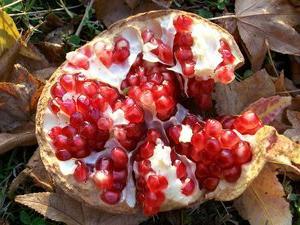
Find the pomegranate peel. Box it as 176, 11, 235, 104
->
35, 10, 300, 216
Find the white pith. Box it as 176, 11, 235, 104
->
42, 12, 244, 211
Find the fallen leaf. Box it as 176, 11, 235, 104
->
15, 192, 146, 225
289, 55, 300, 85
286, 110, 300, 128
36, 42, 65, 64
33, 67, 57, 81
234, 165, 292, 225
284, 128, 300, 143
234, 0, 300, 71
125, 0, 141, 9
0, 41, 20, 81
0, 10, 20, 55
152, 0, 173, 8
244, 95, 291, 125
0, 219, 10, 225
214, 69, 275, 115
274, 71, 287, 94
0, 122, 36, 155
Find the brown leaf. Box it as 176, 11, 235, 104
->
284, 128, 300, 143
33, 67, 57, 81
235, 0, 300, 71
287, 110, 300, 128
0, 41, 20, 81
234, 165, 292, 225
214, 69, 275, 115
36, 42, 65, 64
94, 0, 163, 26
152, 0, 173, 8
289, 56, 300, 85
0, 123, 36, 155
15, 192, 146, 225
125, 0, 141, 9
0, 219, 10, 225
274, 71, 287, 94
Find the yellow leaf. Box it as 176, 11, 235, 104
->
0, 9, 20, 55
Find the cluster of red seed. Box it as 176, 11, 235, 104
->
121, 55, 179, 120
134, 130, 169, 216
167, 111, 262, 191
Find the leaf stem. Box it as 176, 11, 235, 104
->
75, 0, 95, 36
209, 14, 237, 21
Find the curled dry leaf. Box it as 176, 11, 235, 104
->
234, 0, 300, 71
284, 110, 300, 143
214, 69, 275, 115
234, 165, 292, 225
15, 192, 146, 225
33, 67, 57, 81
0, 41, 20, 81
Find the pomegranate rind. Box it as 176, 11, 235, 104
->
37, 10, 244, 214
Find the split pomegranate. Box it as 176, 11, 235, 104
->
37, 11, 260, 216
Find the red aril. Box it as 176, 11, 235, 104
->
204, 119, 223, 138
173, 15, 193, 32
55, 149, 72, 161
181, 179, 195, 196
223, 165, 241, 182
93, 170, 113, 190
100, 191, 121, 204
202, 177, 219, 191
233, 141, 252, 164
73, 161, 89, 182
111, 147, 128, 170
147, 175, 168, 192
217, 149, 234, 169
219, 130, 240, 149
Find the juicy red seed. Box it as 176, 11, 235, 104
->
220, 130, 240, 149
196, 94, 213, 111
217, 149, 234, 169
198, 149, 215, 164
73, 161, 89, 182
60, 74, 75, 91
205, 119, 223, 138
71, 134, 86, 150
141, 29, 154, 43
97, 117, 112, 131
191, 131, 206, 150
100, 191, 121, 204
144, 191, 165, 207
220, 116, 237, 129
60, 98, 76, 115
112, 38, 130, 63
50, 83, 66, 98
215, 66, 234, 84
147, 175, 168, 192
72, 149, 91, 158
195, 163, 209, 179
173, 15, 193, 32
139, 141, 155, 159
70, 112, 85, 128
205, 137, 221, 154
233, 141, 252, 164
53, 134, 68, 149
174, 32, 193, 47
223, 165, 242, 182
147, 129, 161, 143
208, 163, 222, 178
81, 81, 98, 97
95, 157, 113, 171
167, 125, 182, 145
181, 179, 195, 196
175, 47, 193, 62
55, 149, 72, 161
91, 94, 108, 112
182, 115, 204, 132
79, 122, 97, 138
125, 105, 144, 123
155, 42, 173, 64
66, 52, 89, 70
93, 170, 113, 190
48, 99, 60, 114
148, 72, 164, 84
202, 177, 219, 191
175, 161, 187, 179
237, 111, 262, 130
49, 126, 62, 139
189, 146, 203, 162
127, 74, 140, 86
220, 40, 235, 64
99, 86, 119, 104
138, 160, 152, 175
181, 60, 195, 76
199, 79, 215, 94
143, 204, 160, 216
61, 125, 77, 138
112, 169, 128, 184
111, 147, 128, 170
94, 42, 113, 67
176, 143, 191, 156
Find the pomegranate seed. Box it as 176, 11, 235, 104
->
50, 83, 66, 98
97, 117, 113, 131
81, 81, 98, 97
175, 160, 187, 180
195, 163, 209, 179
217, 149, 234, 169
125, 105, 144, 123
144, 191, 165, 207
71, 134, 86, 150
70, 112, 84, 128
49, 126, 62, 139
66, 51, 89, 70
60, 98, 76, 115
111, 147, 128, 170
182, 115, 204, 133
205, 137, 221, 154
219, 130, 240, 149
196, 94, 213, 111
91, 94, 108, 112
199, 79, 215, 94
55, 149, 72, 161
181, 179, 195, 196
215, 66, 234, 84
94, 42, 113, 67
60, 74, 75, 91
174, 32, 193, 47
204, 119, 223, 138
148, 72, 164, 85
138, 160, 152, 175
112, 38, 130, 63
208, 163, 222, 178
143, 204, 160, 216
139, 141, 155, 159
99, 86, 119, 104
53, 134, 68, 149
73, 161, 89, 182
141, 29, 154, 43
61, 125, 77, 138
233, 141, 252, 164
72, 149, 91, 158
219, 40, 235, 64
147, 175, 168, 192
127, 74, 140, 86
181, 60, 195, 76
48, 99, 60, 114
175, 47, 193, 62
191, 131, 206, 150
237, 111, 262, 130
100, 191, 121, 204
74, 73, 86, 91
220, 115, 237, 129
176, 143, 191, 156
95, 157, 113, 171
167, 125, 182, 145
112, 169, 128, 184
173, 15, 193, 32
93, 170, 113, 190
79, 121, 97, 138
202, 177, 219, 191
223, 165, 242, 182
156, 96, 175, 120
147, 129, 161, 143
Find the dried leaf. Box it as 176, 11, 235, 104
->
235, 0, 300, 71
284, 128, 300, 143
287, 110, 300, 128
0, 41, 20, 81
152, 0, 173, 8
274, 71, 287, 93
234, 165, 292, 225
125, 0, 141, 9
214, 69, 275, 115
290, 55, 300, 85
244, 95, 291, 124
36, 42, 65, 64
0, 123, 36, 155
0, 10, 20, 55
0, 219, 10, 225
15, 192, 146, 225
33, 67, 57, 81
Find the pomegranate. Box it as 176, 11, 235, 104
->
36, 11, 299, 216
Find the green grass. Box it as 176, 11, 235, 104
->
0, 0, 299, 224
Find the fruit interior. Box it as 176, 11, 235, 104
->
42, 13, 260, 215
